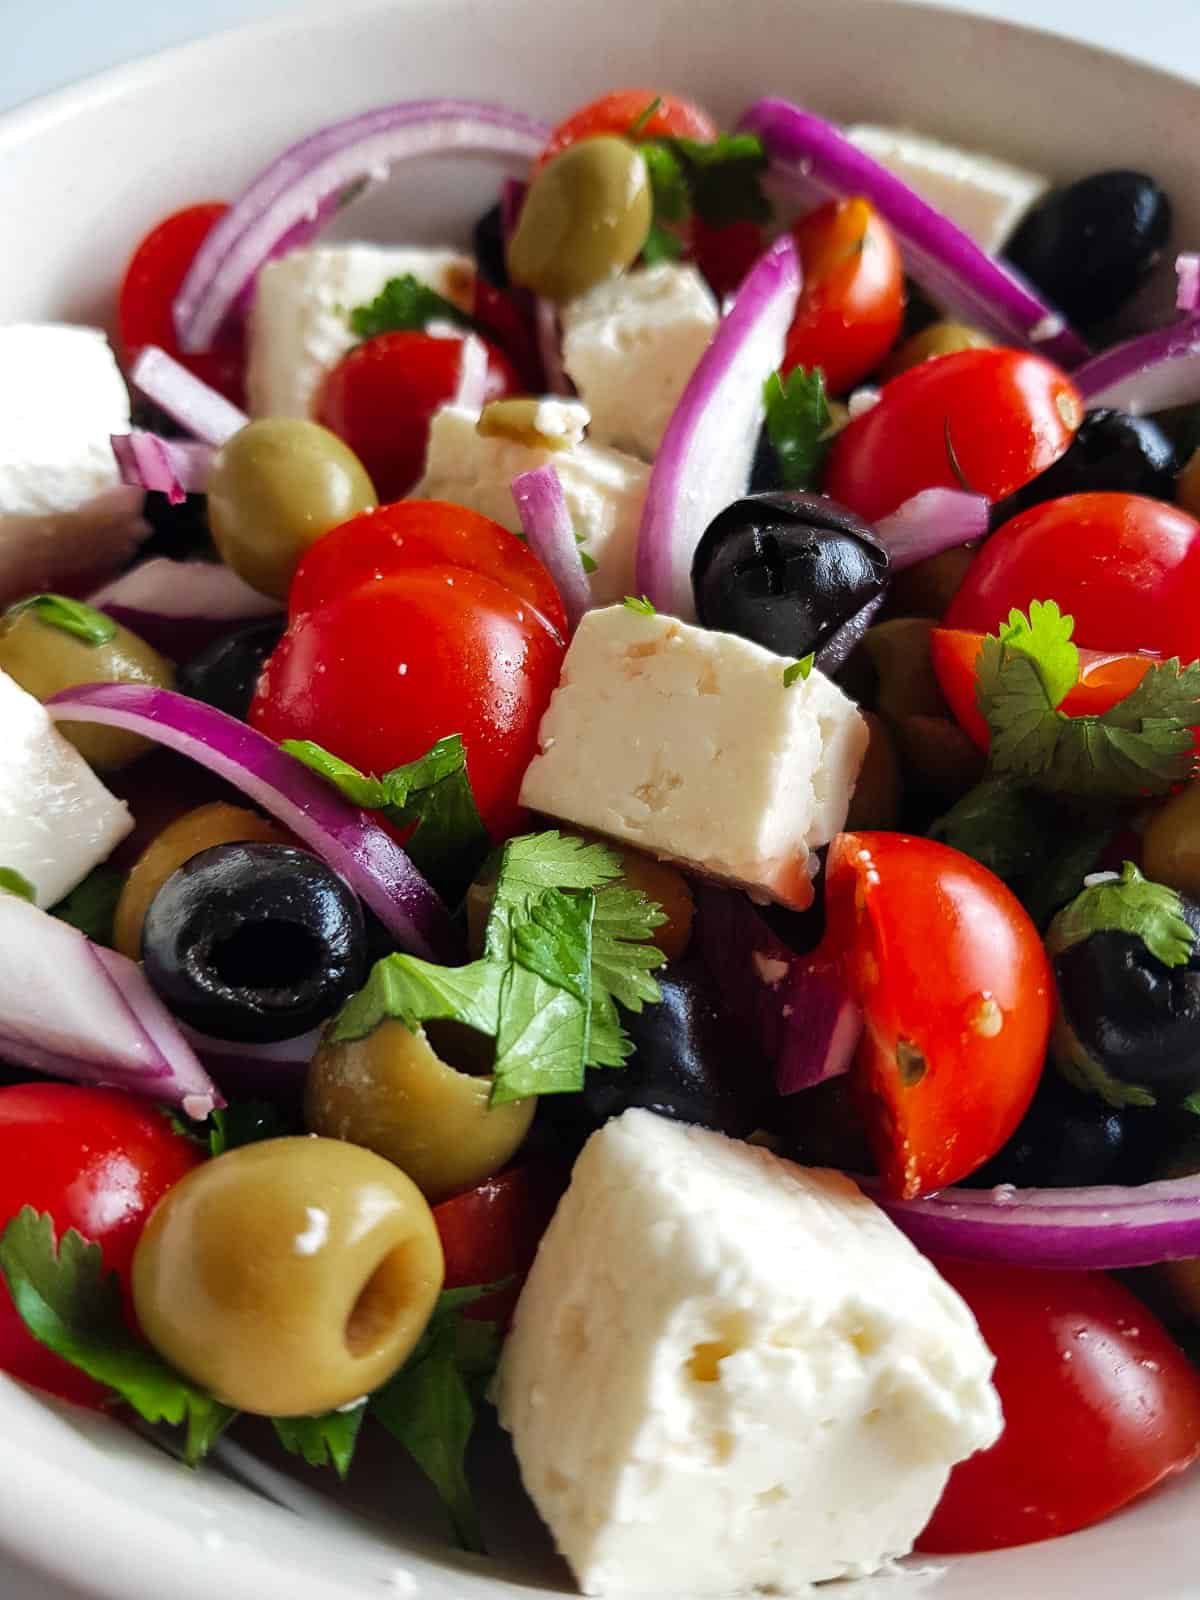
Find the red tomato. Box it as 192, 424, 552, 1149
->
471, 277, 543, 392
118, 203, 245, 404
782, 198, 905, 395
534, 89, 718, 171
250, 567, 565, 839
930, 625, 1164, 750
819, 832, 1052, 1198
825, 348, 1081, 522
316, 331, 520, 503
434, 1162, 567, 1328
945, 493, 1200, 662
0, 1084, 200, 1408
919, 1261, 1200, 1552
691, 217, 766, 300
289, 500, 567, 636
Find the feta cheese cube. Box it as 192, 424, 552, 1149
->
246, 244, 475, 418
0, 669, 132, 907
414, 406, 650, 607
495, 1110, 1002, 1596
560, 264, 719, 460
846, 126, 1050, 253
519, 606, 868, 909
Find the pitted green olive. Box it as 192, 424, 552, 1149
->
879, 321, 993, 380
306, 1020, 535, 1201
477, 398, 571, 450
507, 136, 652, 302
1144, 784, 1200, 902
207, 419, 377, 600
131, 1136, 443, 1416
0, 605, 174, 770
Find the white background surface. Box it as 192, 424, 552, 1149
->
0, 0, 1196, 1594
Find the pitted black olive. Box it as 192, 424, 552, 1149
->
691, 491, 889, 658
1005, 170, 1171, 327
178, 618, 286, 722
748, 428, 784, 495
959, 1074, 1129, 1190
473, 203, 510, 289
990, 409, 1176, 530
142, 843, 367, 1042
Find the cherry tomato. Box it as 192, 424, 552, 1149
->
819, 832, 1052, 1198
534, 89, 718, 172
434, 1162, 568, 1328
290, 500, 567, 636
316, 331, 520, 503
945, 493, 1200, 661
251, 567, 565, 839
930, 625, 1164, 750
471, 276, 543, 392
0, 1084, 200, 1408
782, 198, 905, 395
118, 203, 245, 404
919, 1261, 1200, 1552
690, 217, 766, 300
825, 348, 1082, 522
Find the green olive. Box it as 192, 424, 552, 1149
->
114, 801, 290, 959
132, 1136, 443, 1416
507, 136, 652, 303
307, 1020, 535, 1201
207, 419, 377, 600
879, 320, 994, 381
1178, 448, 1200, 520
1143, 784, 1200, 901
887, 544, 977, 619
0, 607, 174, 770
846, 712, 902, 831
861, 617, 946, 721
893, 713, 986, 796
477, 398, 572, 451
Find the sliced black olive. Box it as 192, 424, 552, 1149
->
472, 202, 509, 290
142, 842, 367, 1042
1005, 170, 1171, 328
958, 1074, 1129, 1190
691, 490, 889, 658
177, 618, 286, 721
991, 409, 1177, 529
137, 494, 217, 564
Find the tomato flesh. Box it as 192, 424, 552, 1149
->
434, 1162, 568, 1328
535, 89, 718, 171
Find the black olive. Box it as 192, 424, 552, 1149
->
1005, 170, 1171, 328
691, 491, 889, 658
958, 1074, 1129, 1189
473, 203, 509, 290
177, 618, 286, 721
748, 428, 784, 494
990, 409, 1177, 529
142, 843, 367, 1042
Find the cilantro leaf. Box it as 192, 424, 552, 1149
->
273, 1403, 367, 1480
49, 865, 125, 945
623, 594, 656, 616
206, 1100, 291, 1157
0, 1208, 235, 1465
996, 600, 1078, 708
589, 885, 667, 1012
641, 142, 690, 225
487, 830, 623, 924
783, 654, 815, 687
329, 953, 502, 1043
349, 274, 475, 341
0, 867, 35, 902
1046, 861, 1196, 968
512, 887, 595, 1002
763, 367, 831, 490
7, 594, 117, 646
662, 133, 773, 229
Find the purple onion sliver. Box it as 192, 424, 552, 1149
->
110, 433, 213, 499
815, 593, 885, 675
873, 489, 989, 572
130, 346, 249, 447
512, 465, 592, 628
92, 945, 222, 1117
1074, 316, 1200, 414
87, 559, 280, 659
1178, 254, 1200, 314
776, 968, 862, 1094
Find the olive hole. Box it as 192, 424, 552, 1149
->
344, 1244, 417, 1358
209, 921, 325, 992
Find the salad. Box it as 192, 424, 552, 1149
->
4, 80, 1200, 1594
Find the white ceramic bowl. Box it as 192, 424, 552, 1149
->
3, 2, 1200, 1595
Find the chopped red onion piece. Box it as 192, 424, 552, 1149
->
86, 558, 279, 659
774, 966, 863, 1095
1074, 317, 1200, 414
815, 592, 885, 675
181, 1022, 319, 1100
873, 489, 989, 572
0, 486, 147, 609
45, 684, 459, 962
512, 465, 591, 628
129, 346, 249, 447
454, 333, 490, 414
1178, 254, 1200, 314
111, 432, 213, 503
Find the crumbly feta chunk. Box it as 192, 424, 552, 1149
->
0, 669, 132, 907
495, 1110, 1001, 1596
415, 406, 649, 606
560, 264, 719, 460
846, 126, 1050, 253
246, 244, 475, 418
519, 606, 868, 908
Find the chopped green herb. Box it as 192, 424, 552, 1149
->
0, 867, 35, 902
49, 865, 125, 945
764, 366, 832, 490
1046, 861, 1196, 969
783, 654, 815, 687
349, 273, 476, 341
273, 1403, 367, 1480
660, 132, 772, 229
623, 595, 657, 615
627, 95, 664, 138
7, 594, 117, 647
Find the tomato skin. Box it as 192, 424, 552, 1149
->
0, 1084, 201, 1408
251, 567, 565, 839
289, 500, 567, 636
118, 203, 245, 404
691, 217, 765, 300
782, 198, 905, 395
919, 1261, 1200, 1552
535, 90, 718, 171
433, 1162, 568, 1328
822, 832, 1052, 1198
470, 277, 543, 392
825, 348, 1081, 522
316, 331, 520, 503
945, 493, 1200, 661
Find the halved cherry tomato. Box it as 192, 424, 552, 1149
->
945, 493, 1200, 661
691, 217, 765, 300
818, 832, 1052, 1198
118, 203, 245, 404
250, 567, 565, 839
930, 625, 1163, 750
919, 1261, 1200, 1552
315, 331, 520, 503
825, 348, 1081, 522
0, 1084, 201, 1408
290, 500, 567, 635
434, 1161, 568, 1328
782, 198, 905, 395
534, 89, 718, 172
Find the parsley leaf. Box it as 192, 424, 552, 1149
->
49, 865, 125, 945
273, 1403, 367, 1480
0, 1208, 235, 1465
1047, 861, 1196, 968
6, 594, 117, 646
763, 367, 832, 490
206, 1100, 291, 1157
349, 274, 475, 340
0, 867, 35, 902
783, 654, 815, 687
661, 133, 773, 229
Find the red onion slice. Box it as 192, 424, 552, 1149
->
45, 684, 459, 961
453, 333, 490, 414
173, 100, 551, 354
0, 486, 147, 609
635, 235, 801, 618
1074, 317, 1200, 414
815, 593, 885, 675
111, 433, 212, 503
182, 1023, 319, 1100
739, 98, 1088, 368
873, 489, 989, 571
86, 559, 280, 659
512, 465, 591, 628
1178, 255, 1200, 314
129, 347, 248, 447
